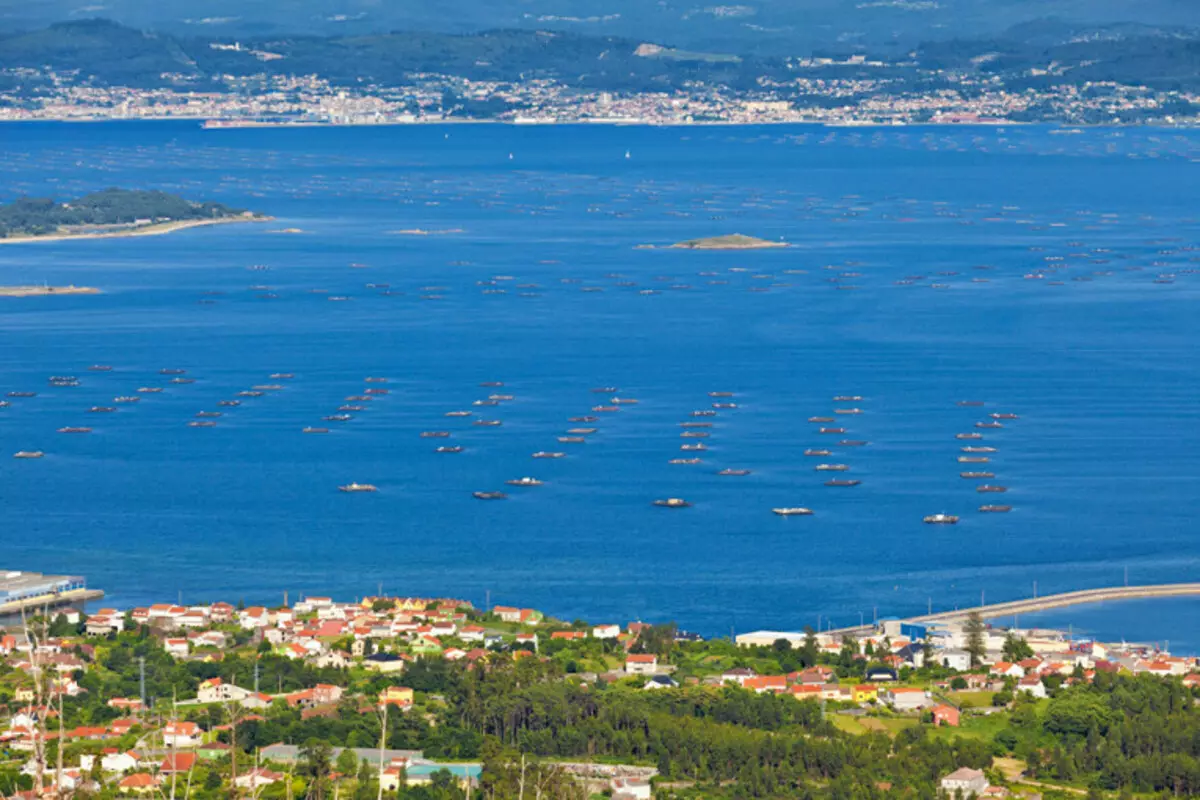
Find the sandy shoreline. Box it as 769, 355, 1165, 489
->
0, 215, 273, 245
0, 285, 101, 297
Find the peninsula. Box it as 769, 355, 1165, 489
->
0, 188, 269, 243
671, 233, 788, 250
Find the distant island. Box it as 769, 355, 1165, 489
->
669, 234, 788, 250
0, 188, 269, 243
0, 285, 100, 297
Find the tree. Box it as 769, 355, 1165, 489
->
772, 638, 792, 654
335, 747, 358, 779
299, 738, 333, 800
964, 612, 987, 667
799, 627, 819, 668
1002, 634, 1034, 662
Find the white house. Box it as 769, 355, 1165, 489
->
161, 721, 201, 749
940, 650, 972, 672
881, 687, 929, 712
80, 751, 139, 773
197, 678, 250, 704
234, 769, 283, 789
1018, 675, 1048, 699
459, 626, 486, 643
163, 639, 189, 658
625, 654, 658, 675
592, 624, 621, 640
940, 767, 989, 795
611, 777, 652, 800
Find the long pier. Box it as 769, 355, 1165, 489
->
827, 583, 1200, 638
0, 588, 105, 618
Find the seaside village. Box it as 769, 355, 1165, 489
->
1, 595, 1197, 799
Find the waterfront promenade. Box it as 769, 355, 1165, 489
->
829, 583, 1200, 638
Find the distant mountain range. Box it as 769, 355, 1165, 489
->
2, 17, 1197, 95
0, 0, 1197, 55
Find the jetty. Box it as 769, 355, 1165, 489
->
738, 583, 1200, 644
0, 571, 104, 617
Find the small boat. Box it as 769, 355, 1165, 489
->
188, 421, 216, 428
681, 443, 707, 451
114, 396, 139, 404
340, 483, 378, 493
58, 426, 91, 433
479, 381, 505, 387
824, 479, 860, 487
960, 471, 995, 479
445, 411, 472, 417
270, 373, 295, 379
717, 469, 751, 476
323, 414, 352, 422
815, 464, 849, 472
237, 390, 264, 398
975, 421, 1003, 429
473, 399, 499, 407
958, 456, 990, 463
653, 498, 691, 508
339, 405, 366, 412
421, 431, 451, 438
49, 376, 79, 386
977, 485, 1008, 493
957, 400, 985, 407
839, 440, 869, 447
680, 422, 713, 428
804, 449, 832, 457
773, 507, 813, 516
364, 377, 388, 384
669, 458, 702, 465
365, 388, 390, 395
137, 387, 163, 394
712, 402, 737, 410
0, 400, 8, 407
505, 477, 543, 487
558, 436, 586, 443
708, 391, 735, 398
88, 365, 113, 372
13, 451, 44, 459
612, 397, 639, 405
961, 446, 996, 453
474, 420, 502, 427
569, 416, 599, 423
89, 406, 117, 413
819, 427, 846, 434
979, 505, 1012, 513
924, 514, 959, 524
345, 395, 373, 402
834, 408, 862, 415
436, 445, 463, 453
567, 427, 597, 435
692, 410, 717, 417
833, 395, 863, 402
7, 391, 36, 398
991, 413, 1020, 420
302, 427, 329, 434
488, 394, 514, 401
253, 384, 284, 391
169, 378, 195, 385
593, 405, 620, 413
680, 431, 709, 439
159, 369, 187, 376
532, 451, 565, 459
196, 411, 222, 418
956, 433, 983, 440
591, 387, 618, 393
217, 400, 241, 407
473, 491, 508, 500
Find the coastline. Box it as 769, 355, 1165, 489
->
0, 214, 273, 245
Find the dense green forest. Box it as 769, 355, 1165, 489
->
0, 188, 245, 237
7, 621, 1200, 799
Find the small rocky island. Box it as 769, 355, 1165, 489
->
635, 233, 788, 250
0, 188, 269, 242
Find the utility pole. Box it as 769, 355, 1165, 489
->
254, 661, 260, 694
139, 657, 146, 709
486, 589, 491, 612
873, 606, 877, 625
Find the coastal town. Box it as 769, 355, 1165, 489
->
2, 587, 1198, 798
2, 67, 1194, 128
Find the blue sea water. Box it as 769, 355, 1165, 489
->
0, 122, 1197, 649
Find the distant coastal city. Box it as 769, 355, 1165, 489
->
0, 19, 1197, 127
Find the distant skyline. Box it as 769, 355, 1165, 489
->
0, 0, 1196, 54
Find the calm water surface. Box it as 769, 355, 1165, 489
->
0, 122, 1197, 649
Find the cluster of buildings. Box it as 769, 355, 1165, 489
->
1, 61, 1195, 126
